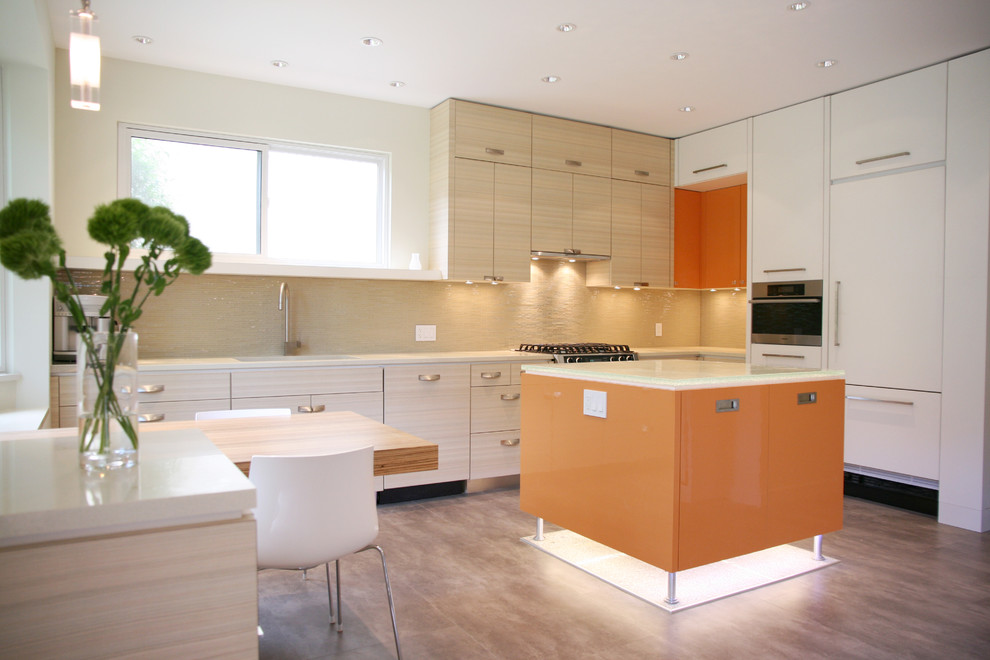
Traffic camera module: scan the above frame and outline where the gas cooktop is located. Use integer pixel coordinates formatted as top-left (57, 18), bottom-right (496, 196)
top-left (516, 343), bottom-right (638, 363)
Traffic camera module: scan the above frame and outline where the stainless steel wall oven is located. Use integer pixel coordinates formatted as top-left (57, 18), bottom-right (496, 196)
top-left (750, 280), bottom-right (823, 346)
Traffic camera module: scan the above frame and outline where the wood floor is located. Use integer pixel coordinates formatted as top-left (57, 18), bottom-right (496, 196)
top-left (257, 489), bottom-right (990, 659)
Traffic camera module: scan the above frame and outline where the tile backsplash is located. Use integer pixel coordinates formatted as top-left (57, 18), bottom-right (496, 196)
top-left (66, 261), bottom-right (746, 358)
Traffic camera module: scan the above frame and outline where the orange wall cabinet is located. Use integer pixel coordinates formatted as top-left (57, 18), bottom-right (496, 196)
top-left (673, 188), bottom-right (701, 288)
top-left (674, 183), bottom-right (747, 288)
top-left (520, 369), bottom-right (844, 573)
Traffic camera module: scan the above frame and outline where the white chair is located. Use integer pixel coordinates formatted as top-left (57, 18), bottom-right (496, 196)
top-left (249, 446), bottom-right (401, 659)
top-left (194, 408), bottom-right (292, 420)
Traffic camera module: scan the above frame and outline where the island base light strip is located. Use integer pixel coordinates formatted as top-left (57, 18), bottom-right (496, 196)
top-left (70, 0), bottom-right (100, 111)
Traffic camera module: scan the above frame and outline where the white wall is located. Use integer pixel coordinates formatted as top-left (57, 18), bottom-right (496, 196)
top-left (52, 51), bottom-right (431, 269)
top-left (0, 1), bottom-right (55, 413)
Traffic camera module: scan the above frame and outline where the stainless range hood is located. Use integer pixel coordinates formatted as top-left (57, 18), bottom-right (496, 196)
top-left (530, 249), bottom-right (610, 262)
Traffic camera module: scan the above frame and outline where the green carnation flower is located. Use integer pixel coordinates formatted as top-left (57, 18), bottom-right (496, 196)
top-left (88, 201), bottom-right (141, 246)
top-left (0, 228), bottom-right (60, 279)
top-left (140, 206), bottom-right (189, 248)
top-left (0, 198), bottom-right (52, 239)
top-left (174, 236), bottom-right (212, 275)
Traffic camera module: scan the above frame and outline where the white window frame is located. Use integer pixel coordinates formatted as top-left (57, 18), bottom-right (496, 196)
top-left (117, 123), bottom-right (391, 269)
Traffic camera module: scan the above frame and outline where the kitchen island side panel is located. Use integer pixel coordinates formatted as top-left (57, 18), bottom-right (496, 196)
top-left (520, 373), bottom-right (680, 571)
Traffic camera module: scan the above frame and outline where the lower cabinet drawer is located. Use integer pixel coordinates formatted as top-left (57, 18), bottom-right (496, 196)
top-left (471, 385), bottom-right (521, 433)
top-left (470, 430), bottom-right (521, 479)
top-left (60, 398), bottom-right (231, 427)
top-left (749, 344), bottom-right (822, 369)
top-left (843, 385), bottom-right (941, 480)
top-left (232, 393), bottom-right (383, 421)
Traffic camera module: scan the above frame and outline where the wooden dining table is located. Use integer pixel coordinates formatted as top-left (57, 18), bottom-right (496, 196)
top-left (158, 410), bottom-right (438, 476)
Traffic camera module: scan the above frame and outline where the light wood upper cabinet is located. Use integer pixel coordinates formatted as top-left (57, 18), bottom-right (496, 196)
top-left (830, 63), bottom-right (947, 180)
top-left (450, 100), bottom-right (532, 167)
top-left (751, 98), bottom-right (826, 281)
top-left (675, 119), bottom-right (749, 189)
top-left (611, 129), bottom-right (671, 184)
top-left (532, 115), bottom-right (612, 178)
top-left (532, 169), bottom-right (611, 256)
top-left (450, 158), bottom-right (532, 282)
top-left (587, 180), bottom-right (672, 288)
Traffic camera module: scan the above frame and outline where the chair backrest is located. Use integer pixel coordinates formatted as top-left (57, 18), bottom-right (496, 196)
top-left (195, 408), bottom-right (292, 420)
top-left (249, 446), bottom-right (379, 570)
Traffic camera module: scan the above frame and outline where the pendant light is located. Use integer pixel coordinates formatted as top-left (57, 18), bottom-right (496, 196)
top-left (69, 0), bottom-right (100, 111)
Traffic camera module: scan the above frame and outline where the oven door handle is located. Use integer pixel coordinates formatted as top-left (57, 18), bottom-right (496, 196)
top-left (748, 297), bottom-right (822, 304)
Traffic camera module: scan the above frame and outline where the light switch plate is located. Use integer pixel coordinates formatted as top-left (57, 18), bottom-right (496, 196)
top-left (415, 325), bottom-right (437, 341)
top-left (583, 389), bottom-right (607, 418)
top-left (655, 322), bottom-right (663, 337)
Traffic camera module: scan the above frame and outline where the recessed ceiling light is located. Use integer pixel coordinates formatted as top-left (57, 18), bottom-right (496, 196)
top-left (557, 23), bottom-right (577, 32)
top-left (670, 52), bottom-right (689, 61)
top-left (817, 59), bottom-right (838, 68)
top-left (361, 37), bottom-right (383, 47)
top-left (132, 35), bottom-right (153, 45)
top-left (388, 80), bottom-right (406, 88)
top-left (542, 75), bottom-right (562, 83)
top-left (679, 106), bottom-right (695, 112)
top-left (271, 60), bottom-right (289, 68)
top-left (788, 2), bottom-right (810, 10)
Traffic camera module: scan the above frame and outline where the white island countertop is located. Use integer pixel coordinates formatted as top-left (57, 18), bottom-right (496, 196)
top-left (0, 428), bottom-right (255, 548)
top-left (522, 359), bottom-right (843, 391)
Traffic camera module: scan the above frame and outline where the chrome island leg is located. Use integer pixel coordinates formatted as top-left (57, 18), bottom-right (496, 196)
top-left (535, 517), bottom-right (545, 541)
top-left (813, 534), bottom-right (825, 561)
top-left (664, 572), bottom-right (679, 605)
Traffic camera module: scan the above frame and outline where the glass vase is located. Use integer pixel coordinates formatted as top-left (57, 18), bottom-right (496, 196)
top-left (77, 330), bottom-right (140, 472)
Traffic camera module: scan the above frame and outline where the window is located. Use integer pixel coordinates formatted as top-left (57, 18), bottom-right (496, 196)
top-left (119, 124), bottom-right (390, 268)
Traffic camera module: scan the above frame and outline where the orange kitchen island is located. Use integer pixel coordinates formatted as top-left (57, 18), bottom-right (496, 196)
top-left (520, 359), bottom-right (845, 603)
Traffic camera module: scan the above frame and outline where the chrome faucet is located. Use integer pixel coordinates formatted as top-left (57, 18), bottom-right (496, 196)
top-left (278, 282), bottom-right (301, 354)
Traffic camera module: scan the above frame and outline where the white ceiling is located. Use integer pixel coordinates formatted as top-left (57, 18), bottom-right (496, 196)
top-left (45, 0), bottom-right (990, 138)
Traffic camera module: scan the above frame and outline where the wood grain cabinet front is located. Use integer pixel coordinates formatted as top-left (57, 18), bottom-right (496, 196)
top-left (532, 114), bottom-right (612, 178)
top-left (611, 129), bottom-right (671, 184)
top-left (383, 363), bottom-right (470, 488)
top-left (450, 99), bottom-right (532, 167)
top-left (531, 169), bottom-right (611, 257)
top-left (231, 366), bottom-right (384, 420)
top-left (469, 363), bottom-right (523, 479)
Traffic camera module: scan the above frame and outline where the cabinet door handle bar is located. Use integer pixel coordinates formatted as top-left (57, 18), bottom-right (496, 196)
top-left (762, 353), bottom-right (804, 359)
top-left (480, 371), bottom-right (502, 379)
top-left (297, 404), bottom-right (326, 413)
top-left (485, 147), bottom-right (505, 156)
top-left (846, 395), bottom-right (914, 406)
top-left (137, 384), bottom-right (166, 394)
top-left (634, 170), bottom-right (650, 177)
top-left (763, 267), bottom-right (807, 274)
top-left (419, 374), bottom-right (441, 382)
top-left (500, 437), bottom-right (521, 447)
top-left (692, 163), bottom-right (728, 174)
top-left (834, 281), bottom-right (841, 347)
top-left (716, 398), bottom-right (739, 413)
top-left (500, 393), bottom-right (521, 401)
top-left (564, 159), bottom-right (583, 167)
top-left (138, 413), bottom-right (165, 423)
top-left (855, 151), bottom-right (910, 165)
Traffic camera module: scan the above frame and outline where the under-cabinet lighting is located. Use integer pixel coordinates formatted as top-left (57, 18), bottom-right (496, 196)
top-left (465, 280), bottom-right (474, 285)
top-left (69, 0), bottom-right (100, 111)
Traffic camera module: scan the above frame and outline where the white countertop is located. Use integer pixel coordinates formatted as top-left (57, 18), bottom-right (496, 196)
top-left (50, 346), bottom-right (746, 374)
top-left (0, 428), bottom-right (255, 548)
top-left (522, 359), bottom-right (843, 391)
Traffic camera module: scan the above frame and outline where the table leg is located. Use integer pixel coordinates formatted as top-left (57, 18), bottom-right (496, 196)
top-left (535, 517), bottom-right (545, 541)
top-left (813, 534), bottom-right (825, 561)
top-left (664, 571), bottom-right (679, 605)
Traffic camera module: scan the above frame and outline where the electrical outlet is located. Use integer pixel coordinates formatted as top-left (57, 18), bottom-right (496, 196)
top-left (655, 322), bottom-right (663, 337)
top-left (583, 389), bottom-right (607, 418)
top-left (415, 325), bottom-right (437, 341)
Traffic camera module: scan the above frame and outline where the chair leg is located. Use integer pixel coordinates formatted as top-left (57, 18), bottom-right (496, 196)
top-left (335, 559), bottom-right (342, 633)
top-left (324, 563), bottom-right (335, 625)
top-left (360, 544), bottom-right (402, 660)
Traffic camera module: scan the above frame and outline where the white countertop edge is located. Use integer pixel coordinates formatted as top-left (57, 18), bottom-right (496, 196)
top-left (0, 506), bottom-right (251, 549)
top-left (520, 366), bottom-right (844, 391)
top-left (50, 347), bottom-right (746, 374)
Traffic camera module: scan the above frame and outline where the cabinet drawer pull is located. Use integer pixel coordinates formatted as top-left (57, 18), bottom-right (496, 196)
top-left (297, 404), bottom-right (326, 413)
top-left (500, 437), bottom-right (521, 447)
top-left (716, 398), bottom-right (739, 413)
top-left (485, 147), bottom-right (505, 156)
top-left (633, 281), bottom-right (650, 287)
top-left (855, 151), bottom-right (910, 166)
top-left (419, 374), bottom-right (441, 382)
top-left (634, 170), bottom-right (650, 177)
top-left (137, 384), bottom-right (166, 394)
top-left (797, 392), bottom-right (817, 405)
top-left (500, 393), bottom-right (521, 401)
top-left (480, 371), bottom-right (502, 379)
top-left (762, 353), bottom-right (804, 359)
top-left (564, 159), bottom-right (583, 167)
top-left (692, 163), bottom-right (727, 174)
top-left (763, 267), bottom-right (807, 274)
top-left (138, 413), bottom-right (165, 423)
top-left (846, 395), bottom-right (914, 406)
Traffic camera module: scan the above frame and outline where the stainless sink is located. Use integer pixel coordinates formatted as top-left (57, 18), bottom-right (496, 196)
top-left (234, 355), bottom-right (355, 362)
